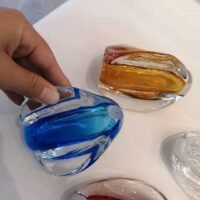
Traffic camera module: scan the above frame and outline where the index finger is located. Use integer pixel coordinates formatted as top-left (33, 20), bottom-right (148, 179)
top-left (15, 22), bottom-right (71, 86)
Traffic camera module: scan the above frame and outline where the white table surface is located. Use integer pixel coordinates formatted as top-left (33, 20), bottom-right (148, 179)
top-left (1, 0), bottom-right (200, 199)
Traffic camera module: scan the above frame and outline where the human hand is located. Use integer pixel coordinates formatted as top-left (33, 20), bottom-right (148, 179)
top-left (0, 8), bottom-right (70, 105)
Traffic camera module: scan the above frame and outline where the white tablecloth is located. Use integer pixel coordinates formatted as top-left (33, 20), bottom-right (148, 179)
top-left (1, 0), bottom-right (200, 199)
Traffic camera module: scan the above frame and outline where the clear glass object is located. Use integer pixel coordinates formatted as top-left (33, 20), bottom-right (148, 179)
top-left (98, 45), bottom-right (192, 112)
top-left (69, 178), bottom-right (167, 200)
top-left (20, 87), bottom-right (123, 176)
top-left (172, 131), bottom-right (200, 200)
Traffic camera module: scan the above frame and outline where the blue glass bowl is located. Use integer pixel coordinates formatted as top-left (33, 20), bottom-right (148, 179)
top-left (20, 87), bottom-right (123, 176)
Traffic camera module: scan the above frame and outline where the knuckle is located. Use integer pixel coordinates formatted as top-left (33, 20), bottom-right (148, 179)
top-left (9, 9), bottom-right (25, 19)
top-left (0, 8), bottom-right (25, 20)
top-left (0, 8), bottom-right (27, 31)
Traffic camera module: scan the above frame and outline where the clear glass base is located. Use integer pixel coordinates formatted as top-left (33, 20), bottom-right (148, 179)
top-left (99, 85), bottom-right (181, 112)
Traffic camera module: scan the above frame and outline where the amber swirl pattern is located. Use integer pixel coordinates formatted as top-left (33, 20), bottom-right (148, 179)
top-left (99, 45), bottom-right (192, 112)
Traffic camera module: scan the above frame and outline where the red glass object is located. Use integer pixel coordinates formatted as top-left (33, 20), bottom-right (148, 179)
top-left (69, 178), bottom-right (167, 200)
top-left (88, 195), bottom-right (121, 200)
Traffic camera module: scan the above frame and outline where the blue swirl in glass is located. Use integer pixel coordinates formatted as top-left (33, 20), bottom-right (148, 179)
top-left (20, 87), bottom-right (123, 176)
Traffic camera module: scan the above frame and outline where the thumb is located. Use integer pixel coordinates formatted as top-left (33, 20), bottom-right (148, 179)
top-left (0, 54), bottom-right (59, 104)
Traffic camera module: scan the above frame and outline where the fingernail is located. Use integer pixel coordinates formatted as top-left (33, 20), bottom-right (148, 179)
top-left (39, 88), bottom-right (59, 104)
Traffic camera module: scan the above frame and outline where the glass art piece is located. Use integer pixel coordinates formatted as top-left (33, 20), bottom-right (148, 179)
top-left (99, 45), bottom-right (192, 112)
top-left (172, 131), bottom-right (200, 200)
top-left (69, 178), bottom-right (167, 200)
top-left (20, 87), bottom-right (123, 176)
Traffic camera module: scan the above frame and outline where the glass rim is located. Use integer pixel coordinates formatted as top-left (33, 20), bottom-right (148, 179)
top-left (19, 86), bottom-right (80, 122)
top-left (70, 177), bottom-right (168, 200)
